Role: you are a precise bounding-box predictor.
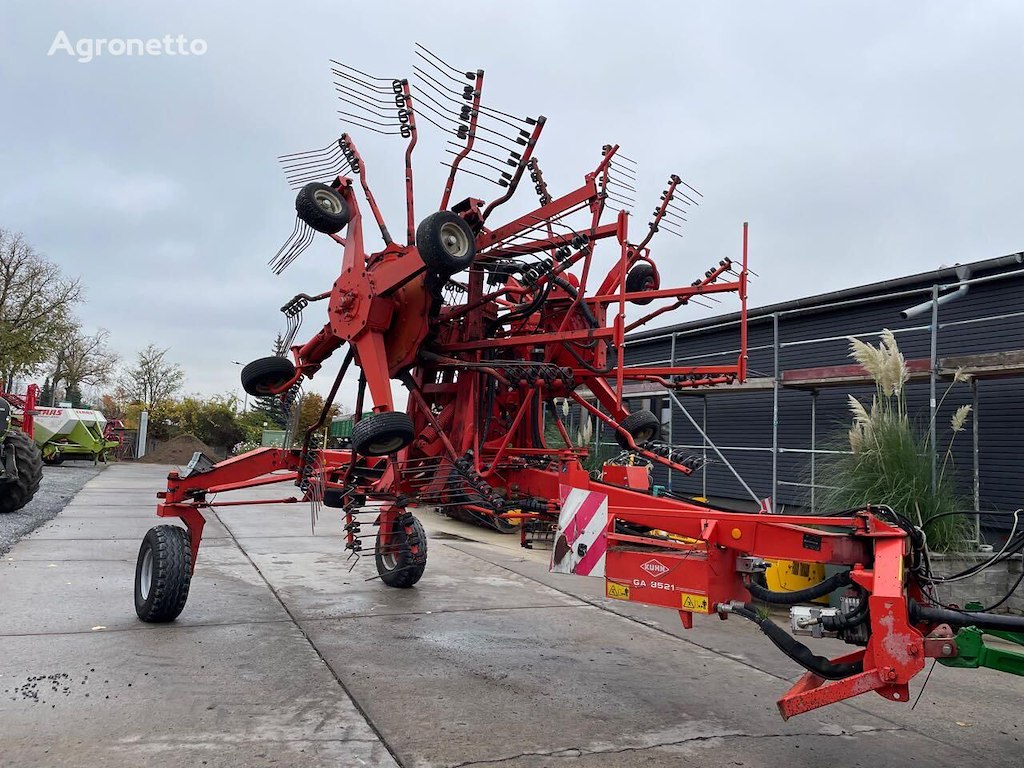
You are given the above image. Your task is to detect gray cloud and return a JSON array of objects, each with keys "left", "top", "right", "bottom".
[{"left": 2, "top": 1, "right": 1022, "bottom": 410}]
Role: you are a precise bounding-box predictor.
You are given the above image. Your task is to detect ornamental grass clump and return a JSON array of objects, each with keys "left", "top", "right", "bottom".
[{"left": 819, "top": 330, "right": 973, "bottom": 552}]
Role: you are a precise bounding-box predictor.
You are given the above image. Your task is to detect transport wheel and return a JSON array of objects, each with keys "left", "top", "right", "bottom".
[
  {"left": 0, "top": 430, "right": 44, "bottom": 514},
  {"left": 416, "top": 211, "right": 476, "bottom": 273},
  {"left": 351, "top": 412, "right": 415, "bottom": 456},
  {"left": 615, "top": 409, "right": 661, "bottom": 448},
  {"left": 375, "top": 514, "right": 427, "bottom": 588},
  {"left": 43, "top": 451, "right": 65, "bottom": 466},
  {"left": 625, "top": 263, "right": 659, "bottom": 305},
  {"left": 295, "top": 182, "right": 351, "bottom": 234},
  {"left": 323, "top": 488, "right": 345, "bottom": 509},
  {"left": 135, "top": 525, "right": 192, "bottom": 623},
  {"left": 240, "top": 356, "right": 296, "bottom": 396}
]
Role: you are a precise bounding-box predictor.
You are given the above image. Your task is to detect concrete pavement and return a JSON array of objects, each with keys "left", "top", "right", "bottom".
[{"left": 1, "top": 463, "right": 1020, "bottom": 767}]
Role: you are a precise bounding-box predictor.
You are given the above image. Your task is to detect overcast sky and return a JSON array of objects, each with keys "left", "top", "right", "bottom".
[{"left": 2, "top": 1, "right": 1023, "bottom": 410}]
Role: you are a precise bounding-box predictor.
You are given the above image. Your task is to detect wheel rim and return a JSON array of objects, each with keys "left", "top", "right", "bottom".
[
  {"left": 381, "top": 527, "right": 399, "bottom": 570},
  {"left": 636, "top": 427, "right": 655, "bottom": 442},
  {"left": 369, "top": 435, "right": 405, "bottom": 454},
  {"left": 313, "top": 188, "right": 344, "bottom": 215},
  {"left": 139, "top": 548, "right": 154, "bottom": 601},
  {"left": 439, "top": 221, "right": 470, "bottom": 259},
  {"left": 254, "top": 377, "right": 288, "bottom": 395}
]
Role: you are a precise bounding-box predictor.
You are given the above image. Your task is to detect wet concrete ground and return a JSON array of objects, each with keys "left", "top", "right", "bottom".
[
  {"left": 0, "top": 461, "right": 102, "bottom": 555},
  {"left": 1, "top": 463, "right": 1020, "bottom": 767}
]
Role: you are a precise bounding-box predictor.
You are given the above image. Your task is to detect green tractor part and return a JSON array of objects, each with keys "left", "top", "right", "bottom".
[
  {"left": 32, "top": 406, "right": 119, "bottom": 465},
  {"left": 937, "top": 603, "right": 1024, "bottom": 676},
  {"left": 0, "top": 397, "right": 44, "bottom": 514},
  {"left": 938, "top": 626, "right": 1024, "bottom": 676}
]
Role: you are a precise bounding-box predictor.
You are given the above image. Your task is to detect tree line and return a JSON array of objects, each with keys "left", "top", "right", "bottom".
[{"left": 1, "top": 227, "right": 339, "bottom": 451}]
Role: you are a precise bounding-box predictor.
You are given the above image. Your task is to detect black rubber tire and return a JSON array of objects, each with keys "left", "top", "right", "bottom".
[
  {"left": 375, "top": 515, "right": 427, "bottom": 588},
  {"left": 625, "top": 263, "right": 659, "bottom": 305},
  {"left": 0, "top": 430, "right": 44, "bottom": 514},
  {"left": 241, "top": 356, "right": 296, "bottom": 396},
  {"left": 323, "top": 488, "right": 346, "bottom": 509},
  {"left": 615, "top": 409, "right": 661, "bottom": 448},
  {"left": 134, "top": 525, "right": 192, "bottom": 623},
  {"left": 416, "top": 211, "right": 476, "bottom": 273},
  {"left": 295, "top": 182, "right": 351, "bottom": 234},
  {"left": 351, "top": 412, "right": 415, "bottom": 456},
  {"left": 43, "top": 452, "right": 65, "bottom": 466}
]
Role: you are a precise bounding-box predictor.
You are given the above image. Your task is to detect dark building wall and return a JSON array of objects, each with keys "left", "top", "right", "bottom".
[{"left": 620, "top": 258, "right": 1024, "bottom": 516}]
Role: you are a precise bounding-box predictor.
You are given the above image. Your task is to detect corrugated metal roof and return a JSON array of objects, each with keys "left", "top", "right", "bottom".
[{"left": 627, "top": 251, "right": 1024, "bottom": 343}]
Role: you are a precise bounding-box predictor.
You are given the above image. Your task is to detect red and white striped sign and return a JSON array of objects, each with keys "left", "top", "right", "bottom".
[{"left": 549, "top": 485, "right": 608, "bottom": 577}]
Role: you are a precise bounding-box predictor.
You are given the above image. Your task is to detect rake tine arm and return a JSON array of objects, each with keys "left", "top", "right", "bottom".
[
  {"left": 481, "top": 116, "right": 546, "bottom": 223},
  {"left": 439, "top": 69, "right": 484, "bottom": 211}
]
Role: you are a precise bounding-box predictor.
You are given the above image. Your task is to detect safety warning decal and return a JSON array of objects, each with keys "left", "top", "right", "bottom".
[
  {"left": 606, "top": 582, "right": 630, "bottom": 600},
  {"left": 680, "top": 592, "right": 709, "bottom": 612},
  {"left": 550, "top": 485, "right": 608, "bottom": 577}
]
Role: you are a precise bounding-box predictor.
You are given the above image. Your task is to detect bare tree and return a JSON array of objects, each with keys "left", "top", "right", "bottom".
[
  {"left": 0, "top": 228, "right": 82, "bottom": 387},
  {"left": 121, "top": 344, "right": 185, "bottom": 407},
  {"left": 50, "top": 328, "right": 119, "bottom": 404}
]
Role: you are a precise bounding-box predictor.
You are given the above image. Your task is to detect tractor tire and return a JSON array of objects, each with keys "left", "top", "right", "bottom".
[
  {"left": 295, "top": 182, "right": 351, "bottom": 234},
  {"left": 625, "top": 263, "right": 659, "bottom": 305},
  {"left": 615, "top": 409, "right": 661, "bottom": 448},
  {"left": 0, "top": 430, "right": 44, "bottom": 514},
  {"left": 416, "top": 211, "right": 476, "bottom": 273},
  {"left": 375, "top": 514, "right": 427, "bottom": 588},
  {"left": 351, "top": 412, "right": 415, "bottom": 456},
  {"left": 240, "top": 356, "right": 296, "bottom": 396},
  {"left": 135, "top": 525, "right": 192, "bottom": 623}
]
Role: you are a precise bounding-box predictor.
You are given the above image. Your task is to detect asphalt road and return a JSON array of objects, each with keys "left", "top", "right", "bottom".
[
  {"left": 1, "top": 463, "right": 1021, "bottom": 767},
  {"left": 0, "top": 460, "right": 103, "bottom": 555}
]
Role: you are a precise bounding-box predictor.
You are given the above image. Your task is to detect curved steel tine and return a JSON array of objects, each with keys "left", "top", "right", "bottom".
[
  {"left": 439, "top": 161, "right": 502, "bottom": 187},
  {"left": 270, "top": 221, "right": 315, "bottom": 274},
  {"left": 444, "top": 148, "right": 509, "bottom": 177},
  {"left": 278, "top": 137, "right": 343, "bottom": 160},
  {"left": 337, "top": 108, "right": 400, "bottom": 128},
  {"left": 280, "top": 148, "right": 347, "bottom": 170},
  {"left": 333, "top": 81, "right": 401, "bottom": 110},
  {"left": 414, "top": 42, "right": 475, "bottom": 80},
  {"left": 413, "top": 64, "right": 465, "bottom": 98}
]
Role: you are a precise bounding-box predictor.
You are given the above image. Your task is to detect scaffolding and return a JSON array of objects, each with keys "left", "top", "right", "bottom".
[{"left": 596, "top": 259, "right": 1024, "bottom": 540}]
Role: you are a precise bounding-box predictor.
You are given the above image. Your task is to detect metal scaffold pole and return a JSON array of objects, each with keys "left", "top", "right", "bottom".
[
  {"left": 668, "top": 390, "right": 760, "bottom": 505},
  {"left": 772, "top": 312, "right": 780, "bottom": 507},
  {"left": 929, "top": 284, "right": 939, "bottom": 493}
]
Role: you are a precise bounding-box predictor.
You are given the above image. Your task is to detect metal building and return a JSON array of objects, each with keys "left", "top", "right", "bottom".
[{"left": 617, "top": 252, "right": 1024, "bottom": 529}]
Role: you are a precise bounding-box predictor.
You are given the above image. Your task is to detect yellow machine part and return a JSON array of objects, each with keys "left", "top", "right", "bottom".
[
  {"left": 652, "top": 498, "right": 829, "bottom": 605},
  {"left": 765, "top": 559, "right": 830, "bottom": 604}
]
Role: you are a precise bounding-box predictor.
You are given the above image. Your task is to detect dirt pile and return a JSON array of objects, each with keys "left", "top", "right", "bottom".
[{"left": 139, "top": 434, "right": 220, "bottom": 465}]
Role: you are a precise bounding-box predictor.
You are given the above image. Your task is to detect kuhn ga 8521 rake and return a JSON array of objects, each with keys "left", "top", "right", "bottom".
[{"left": 134, "top": 46, "right": 1024, "bottom": 719}]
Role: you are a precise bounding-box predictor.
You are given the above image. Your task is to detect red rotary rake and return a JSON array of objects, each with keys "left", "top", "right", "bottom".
[{"left": 134, "top": 46, "right": 1024, "bottom": 719}]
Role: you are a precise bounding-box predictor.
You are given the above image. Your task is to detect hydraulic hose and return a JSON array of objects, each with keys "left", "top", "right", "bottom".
[
  {"left": 733, "top": 604, "right": 864, "bottom": 680},
  {"left": 747, "top": 570, "right": 852, "bottom": 606},
  {"left": 910, "top": 601, "right": 1024, "bottom": 633},
  {"left": 549, "top": 275, "right": 599, "bottom": 328},
  {"left": 821, "top": 595, "right": 870, "bottom": 632}
]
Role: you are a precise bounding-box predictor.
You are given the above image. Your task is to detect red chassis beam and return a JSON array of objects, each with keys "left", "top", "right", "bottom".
[
  {"left": 502, "top": 464, "right": 930, "bottom": 718},
  {"left": 156, "top": 447, "right": 356, "bottom": 572}
]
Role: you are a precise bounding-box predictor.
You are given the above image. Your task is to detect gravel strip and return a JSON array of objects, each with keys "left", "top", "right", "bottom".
[{"left": 0, "top": 462, "right": 104, "bottom": 555}]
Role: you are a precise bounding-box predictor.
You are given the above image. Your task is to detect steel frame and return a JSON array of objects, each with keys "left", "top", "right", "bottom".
[{"left": 137, "top": 48, "right": 1013, "bottom": 720}]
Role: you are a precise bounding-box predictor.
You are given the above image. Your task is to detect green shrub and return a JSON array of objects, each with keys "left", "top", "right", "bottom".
[{"left": 816, "top": 330, "right": 973, "bottom": 551}]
